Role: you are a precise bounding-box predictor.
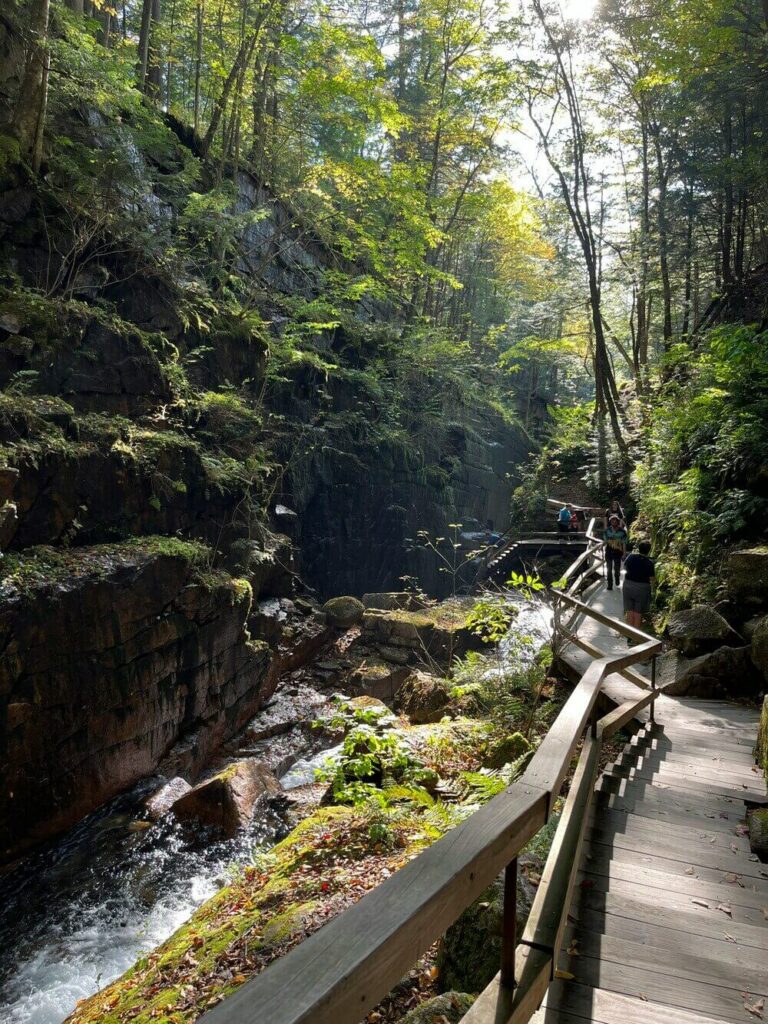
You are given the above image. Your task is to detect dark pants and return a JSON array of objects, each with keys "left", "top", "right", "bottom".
[
  {"left": 606, "top": 548, "right": 622, "bottom": 588},
  {"left": 558, "top": 521, "right": 569, "bottom": 534}
]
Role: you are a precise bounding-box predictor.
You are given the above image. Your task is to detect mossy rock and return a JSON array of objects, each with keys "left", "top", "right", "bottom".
[
  {"left": 261, "top": 900, "right": 318, "bottom": 945},
  {"left": 756, "top": 696, "right": 768, "bottom": 782},
  {"left": 395, "top": 670, "right": 452, "bottom": 724},
  {"left": 402, "top": 992, "right": 474, "bottom": 1023},
  {"left": 485, "top": 732, "right": 532, "bottom": 770},
  {"left": 322, "top": 595, "right": 365, "bottom": 627},
  {"left": 751, "top": 617, "right": 768, "bottom": 682},
  {"left": 749, "top": 807, "right": 768, "bottom": 861}
]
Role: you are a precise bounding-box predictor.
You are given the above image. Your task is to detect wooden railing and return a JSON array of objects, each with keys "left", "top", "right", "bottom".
[{"left": 200, "top": 518, "right": 663, "bottom": 1024}]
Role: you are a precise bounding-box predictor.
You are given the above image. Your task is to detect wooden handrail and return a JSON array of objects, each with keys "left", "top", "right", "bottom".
[{"left": 200, "top": 512, "right": 661, "bottom": 1024}]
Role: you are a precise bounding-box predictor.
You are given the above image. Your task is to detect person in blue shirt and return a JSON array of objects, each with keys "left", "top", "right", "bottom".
[{"left": 558, "top": 505, "right": 571, "bottom": 534}]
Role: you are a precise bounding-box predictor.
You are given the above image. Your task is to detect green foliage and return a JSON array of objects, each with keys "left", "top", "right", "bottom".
[{"left": 634, "top": 324, "right": 768, "bottom": 602}]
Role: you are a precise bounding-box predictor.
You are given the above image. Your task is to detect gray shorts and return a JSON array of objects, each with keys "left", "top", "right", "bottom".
[{"left": 622, "top": 579, "right": 651, "bottom": 614}]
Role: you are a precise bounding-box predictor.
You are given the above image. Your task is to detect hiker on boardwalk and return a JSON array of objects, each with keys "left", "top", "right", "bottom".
[
  {"left": 557, "top": 504, "right": 571, "bottom": 534},
  {"left": 603, "top": 513, "right": 627, "bottom": 590},
  {"left": 604, "top": 498, "right": 626, "bottom": 528},
  {"left": 622, "top": 539, "right": 655, "bottom": 632}
]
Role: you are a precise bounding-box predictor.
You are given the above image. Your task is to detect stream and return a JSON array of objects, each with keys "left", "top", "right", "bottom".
[{"left": 0, "top": 683, "right": 338, "bottom": 1024}]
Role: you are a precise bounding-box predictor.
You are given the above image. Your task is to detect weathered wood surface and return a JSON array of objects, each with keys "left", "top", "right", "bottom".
[{"left": 538, "top": 584, "right": 766, "bottom": 1024}]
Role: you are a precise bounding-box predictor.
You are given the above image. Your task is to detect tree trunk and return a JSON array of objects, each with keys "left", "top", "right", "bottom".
[
  {"left": 201, "top": 26, "right": 260, "bottom": 156},
  {"left": 193, "top": 0, "right": 203, "bottom": 133},
  {"left": 652, "top": 133, "right": 673, "bottom": 347},
  {"left": 146, "top": 0, "right": 162, "bottom": 98},
  {"left": 137, "top": 0, "right": 152, "bottom": 90},
  {"left": 14, "top": 0, "right": 50, "bottom": 169}
]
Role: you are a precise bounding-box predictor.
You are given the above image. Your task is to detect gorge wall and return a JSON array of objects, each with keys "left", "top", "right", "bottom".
[{"left": 0, "top": 119, "right": 532, "bottom": 864}]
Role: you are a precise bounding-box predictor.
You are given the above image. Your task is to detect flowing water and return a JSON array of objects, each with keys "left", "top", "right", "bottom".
[{"left": 0, "top": 683, "right": 338, "bottom": 1024}]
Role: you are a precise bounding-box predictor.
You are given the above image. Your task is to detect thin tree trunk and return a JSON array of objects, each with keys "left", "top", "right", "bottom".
[
  {"left": 193, "top": 0, "right": 204, "bottom": 133},
  {"left": 14, "top": 0, "right": 50, "bottom": 168},
  {"left": 201, "top": 29, "right": 259, "bottom": 156},
  {"left": 137, "top": 0, "right": 152, "bottom": 89}
]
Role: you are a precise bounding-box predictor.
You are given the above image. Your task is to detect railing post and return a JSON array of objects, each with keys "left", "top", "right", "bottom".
[
  {"left": 650, "top": 654, "right": 657, "bottom": 723},
  {"left": 500, "top": 858, "right": 518, "bottom": 989}
]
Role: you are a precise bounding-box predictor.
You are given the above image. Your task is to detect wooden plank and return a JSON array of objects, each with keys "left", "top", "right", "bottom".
[
  {"left": 198, "top": 784, "right": 548, "bottom": 1024},
  {"left": 586, "top": 822, "right": 758, "bottom": 875},
  {"left": 562, "top": 928, "right": 768, "bottom": 994},
  {"left": 573, "top": 870, "right": 768, "bottom": 927},
  {"left": 586, "top": 804, "right": 748, "bottom": 850},
  {"left": 597, "top": 761, "right": 761, "bottom": 799},
  {"left": 597, "top": 692, "right": 658, "bottom": 739},
  {"left": 554, "top": 949, "right": 766, "bottom": 1023},
  {"left": 579, "top": 858, "right": 768, "bottom": 911},
  {"left": 572, "top": 893, "right": 768, "bottom": 950},
  {"left": 595, "top": 784, "right": 749, "bottom": 823},
  {"left": 582, "top": 839, "right": 768, "bottom": 892},
  {"left": 659, "top": 721, "right": 757, "bottom": 747},
  {"left": 537, "top": 982, "right": 752, "bottom": 1024}
]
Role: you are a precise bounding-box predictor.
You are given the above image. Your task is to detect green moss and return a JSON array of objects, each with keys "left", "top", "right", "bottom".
[
  {"left": 68, "top": 801, "right": 445, "bottom": 1023},
  {"left": 0, "top": 536, "right": 211, "bottom": 596}
]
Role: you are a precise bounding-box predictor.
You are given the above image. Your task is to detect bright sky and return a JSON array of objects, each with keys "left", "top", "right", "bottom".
[{"left": 562, "top": 0, "right": 598, "bottom": 19}]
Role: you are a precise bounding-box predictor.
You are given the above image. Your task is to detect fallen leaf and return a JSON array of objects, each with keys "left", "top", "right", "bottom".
[
  {"left": 744, "top": 997, "right": 764, "bottom": 1019},
  {"left": 685, "top": 866, "right": 696, "bottom": 875},
  {"left": 638, "top": 994, "right": 648, "bottom": 1002},
  {"left": 691, "top": 898, "right": 710, "bottom": 909},
  {"left": 716, "top": 903, "right": 732, "bottom": 916},
  {"left": 554, "top": 969, "right": 575, "bottom": 980},
  {"left": 724, "top": 932, "right": 736, "bottom": 943}
]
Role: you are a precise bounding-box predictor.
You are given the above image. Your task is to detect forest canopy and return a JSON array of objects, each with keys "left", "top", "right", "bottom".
[{"left": 2, "top": 0, "right": 768, "bottom": 445}]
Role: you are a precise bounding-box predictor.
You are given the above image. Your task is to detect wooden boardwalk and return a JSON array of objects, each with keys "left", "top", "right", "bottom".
[{"left": 537, "top": 583, "right": 767, "bottom": 1024}]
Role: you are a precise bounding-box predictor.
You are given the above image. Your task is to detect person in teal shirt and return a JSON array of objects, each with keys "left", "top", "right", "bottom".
[
  {"left": 558, "top": 505, "right": 571, "bottom": 534},
  {"left": 604, "top": 514, "right": 627, "bottom": 589}
]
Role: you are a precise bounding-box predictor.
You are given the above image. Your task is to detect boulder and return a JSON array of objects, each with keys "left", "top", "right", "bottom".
[
  {"left": 395, "top": 671, "right": 452, "bottom": 724},
  {"left": 657, "top": 646, "right": 760, "bottom": 698},
  {"left": 437, "top": 864, "right": 538, "bottom": 994},
  {"left": 322, "top": 596, "right": 365, "bottom": 628},
  {"left": 664, "top": 606, "right": 739, "bottom": 656},
  {"left": 145, "top": 777, "right": 192, "bottom": 821},
  {"left": 171, "top": 760, "right": 281, "bottom": 836},
  {"left": 485, "top": 732, "right": 532, "bottom": 770},
  {"left": 726, "top": 547, "right": 768, "bottom": 604},
  {"left": 362, "top": 592, "right": 428, "bottom": 612},
  {"left": 750, "top": 616, "right": 768, "bottom": 682},
  {"left": 748, "top": 808, "right": 768, "bottom": 861},
  {"left": 401, "top": 993, "right": 474, "bottom": 1024}
]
